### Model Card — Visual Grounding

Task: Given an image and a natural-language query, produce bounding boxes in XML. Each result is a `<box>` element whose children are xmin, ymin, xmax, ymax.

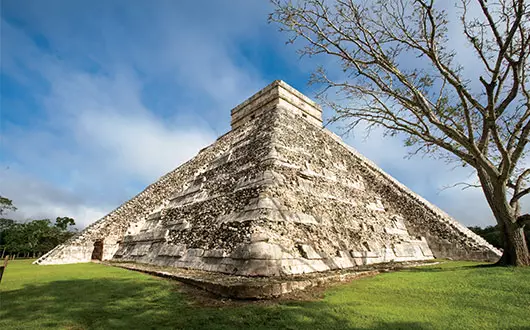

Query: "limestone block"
<box><xmin>277</xmin><ymin>82</ymin><xmax>322</xmax><ymax>121</ymax></box>
<box><xmin>208</xmin><ymin>152</ymin><xmax>232</xmax><ymax>170</ymax></box>
<box><xmin>250</xmin><ymin>232</ymin><xmax>269</xmax><ymax>243</ymax></box>
<box><xmin>291</xmin><ymin>213</ymin><xmax>318</xmax><ymax>225</ymax></box>
<box><xmin>393</xmin><ymin>242</ymin><xmax>423</xmax><ymax>258</ymax></box>
<box><xmin>330</xmin><ymin>253</ymin><xmax>355</xmax><ymax>269</ymax></box>
<box><xmin>417</xmin><ymin>237</ymin><xmax>434</xmax><ymax>257</ymax></box>
<box><xmin>235</xmin><ymin>170</ymin><xmax>282</xmax><ymax>190</ymax></box>
<box><xmin>263</xmin><ymin>146</ymin><xmax>280</xmax><ymax>161</ymax></box>
<box><xmin>186</xmin><ymin>248</ymin><xmax>205</xmax><ymax>257</ymax></box>
<box><xmin>171</xmin><ymin>190</ymin><xmax>209</xmax><ymax>206</ymax></box>
<box><xmin>343</xmin><ymin>177</ymin><xmax>365</xmax><ymax>191</ymax></box>
<box><xmin>180</xmin><ymin>258</ymin><xmax>207</xmax><ymax>270</ymax></box>
<box><xmin>299</xmin><ymin>169</ymin><xmax>319</xmax><ymax>179</ymax></box>
<box><xmin>349</xmin><ymin>220</ymin><xmax>360</xmax><ymax>230</ymax></box>
<box><xmin>322</xmin><ymin>168</ymin><xmax>337</xmax><ymax>181</ymax></box>
<box><xmin>269</xmin><ymin>159</ymin><xmax>301</xmax><ymax>170</ymax></box>
<box><xmin>147</xmin><ymin>211</ymin><xmax>162</xmax><ymax>220</ymax></box>
<box><xmin>364</xmin><ymin>241</ymin><xmax>382</xmax><ymax>252</ymax></box>
<box><xmin>158</xmin><ymin>244</ymin><xmax>186</xmax><ymax>257</ymax></box>
<box><xmin>131</xmin><ymin>243</ymin><xmax>151</xmax><ymax>256</ymax></box>
<box><xmin>219</xmin><ymin>209</ymin><xmax>262</xmax><ymax>223</ymax></box>
<box><xmin>364</xmin><ymin>256</ymin><xmax>384</xmax><ymax>265</ymax></box>
<box><xmin>385</xmin><ymin>227</ymin><xmax>409</xmax><ymax>236</ymax></box>
<box><xmin>124</xmin><ymin>229</ymin><xmax>168</xmax><ymax>243</ymax></box>
<box><xmin>352</xmin><ymin>257</ymin><xmax>365</xmax><ymax>266</ymax></box>
<box><xmin>168</xmin><ymin>220</ymin><xmax>190</xmax><ymax>231</ymax></box>
<box><xmin>102</xmin><ymin>243</ymin><xmax>120</xmax><ymax>260</ymax></box>
<box><xmin>140</xmin><ymin>219</ymin><xmax>161</xmax><ymax>232</ymax></box>
<box><xmin>350</xmin><ymin>251</ymin><xmax>380</xmax><ymax>258</ymax></box>
<box><xmin>230</xmin><ymin>242</ymin><xmax>284</xmax><ymax>260</ymax></box>
<box><xmin>233</xmin><ymin>259</ymin><xmax>283</xmax><ymax>276</ymax></box>
<box><xmin>297</xmin><ymin>177</ymin><xmax>314</xmax><ymax>191</ymax></box>
<box><xmin>244</xmin><ymin>197</ymin><xmax>285</xmax><ymax>211</ymax></box>
<box><xmin>381</xmin><ymin>247</ymin><xmax>397</xmax><ymax>262</ymax></box>
<box><xmin>280</xmin><ymin>258</ymin><xmax>330</xmax><ymax>275</ymax></box>
<box><xmin>391</xmin><ymin>215</ymin><xmax>408</xmax><ymax>230</ymax></box>
<box><xmin>113</xmin><ymin>245</ymin><xmax>128</xmax><ymax>257</ymax></box>
<box><xmin>366</xmin><ymin>198</ymin><xmax>385</xmax><ymax>212</ymax></box>
<box><xmin>231</xmin><ymin>83</ymin><xmax>279</xmax><ymax>126</ymax></box>
<box><xmin>257</xmin><ymin>197</ymin><xmax>284</xmax><ymax>210</ymax></box>
<box><xmin>203</xmin><ymin>249</ymin><xmax>230</xmax><ymax>258</ymax></box>
<box><xmin>126</xmin><ymin>218</ymin><xmax>146</xmax><ymax>236</ymax></box>
<box><xmin>297</xmin><ymin>244</ymin><xmax>322</xmax><ymax>259</ymax></box>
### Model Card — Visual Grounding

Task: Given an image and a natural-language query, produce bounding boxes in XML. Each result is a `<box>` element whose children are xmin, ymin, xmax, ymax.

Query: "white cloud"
<box><xmin>0</xmin><ymin>3</ymin><xmax>266</xmax><ymax>228</ymax></box>
<box><xmin>0</xmin><ymin>169</ymin><xmax>109</xmax><ymax>228</ymax></box>
<box><xmin>2</xmin><ymin>0</ymin><xmax>526</xmax><ymax>232</ymax></box>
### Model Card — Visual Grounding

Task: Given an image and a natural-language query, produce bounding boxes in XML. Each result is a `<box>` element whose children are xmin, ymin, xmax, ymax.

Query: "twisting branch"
<box><xmin>517</xmin><ymin>213</ymin><xmax>530</xmax><ymax>227</ymax></box>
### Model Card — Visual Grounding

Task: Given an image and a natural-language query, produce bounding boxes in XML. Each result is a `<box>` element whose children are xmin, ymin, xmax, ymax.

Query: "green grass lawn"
<box><xmin>1</xmin><ymin>260</ymin><xmax>529</xmax><ymax>330</ymax></box>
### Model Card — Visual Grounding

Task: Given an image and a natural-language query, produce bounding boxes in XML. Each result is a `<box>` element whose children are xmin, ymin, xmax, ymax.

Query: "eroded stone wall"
<box><xmin>36</xmin><ymin>81</ymin><xmax>500</xmax><ymax>272</ymax></box>
<box><xmin>35</xmin><ymin>125</ymin><xmax>251</xmax><ymax>264</ymax></box>
<box><xmin>108</xmin><ymin>105</ymin><xmax>498</xmax><ymax>276</ymax></box>
<box><xmin>266</xmin><ymin>107</ymin><xmax>500</xmax><ymax>263</ymax></box>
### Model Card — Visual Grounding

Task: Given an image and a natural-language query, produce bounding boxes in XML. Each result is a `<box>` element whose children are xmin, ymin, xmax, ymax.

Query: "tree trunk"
<box><xmin>477</xmin><ymin>169</ymin><xmax>530</xmax><ymax>266</ymax></box>
<box><xmin>497</xmin><ymin>222</ymin><xmax>530</xmax><ymax>266</ymax></box>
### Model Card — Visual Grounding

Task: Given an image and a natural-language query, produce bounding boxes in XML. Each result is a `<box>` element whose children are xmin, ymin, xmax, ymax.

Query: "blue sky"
<box><xmin>0</xmin><ymin>0</ymin><xmax>509</xmax><ymax>228</ymax></box>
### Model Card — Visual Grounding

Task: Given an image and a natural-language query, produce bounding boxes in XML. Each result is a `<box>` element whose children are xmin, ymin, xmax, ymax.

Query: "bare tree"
<box><xmin>270</xmin><ymin>0</ymin><xmax>530</xmax><ymax>266</ymax></box>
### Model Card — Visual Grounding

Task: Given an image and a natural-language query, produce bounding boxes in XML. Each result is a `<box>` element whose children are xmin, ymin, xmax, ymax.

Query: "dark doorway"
<box><xmin>91</xmin><ymin>240</ymin><xmax>104</xmax><ymax>261</ymax></box>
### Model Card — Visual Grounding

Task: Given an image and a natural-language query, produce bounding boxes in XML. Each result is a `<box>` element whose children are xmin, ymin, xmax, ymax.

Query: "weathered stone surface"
<box><xmin>230</xmin><ymin>242</ymin><xmax>285</xmax><ymax>260</ymax></box>
<box><xmin>203</xmin><ymin>249</ymin><xmax>230</xmax><ymax>258</ymax></box>
<box><xmin>35</xmin><ymin>80</ymin><xmax>500</xmax><ymax>278</ymax></box>
<box><xmin>109</xmin><ymin>261</ymin><xmax>421</xmax><ymax>299</ymax></box>
<box><xmin>297</xmin><ymin>244</ymin><xmax>322</xmax><ymax>259</ymax></box>
<box><xmin>393</xmin><ymin>242</ymin><xmax>423</xmax><ymax>258</ymax></box>
<box><xmin>158</xmin><ymin>244</ymin><xmax>186</xmax><ymax>257</ymax></box>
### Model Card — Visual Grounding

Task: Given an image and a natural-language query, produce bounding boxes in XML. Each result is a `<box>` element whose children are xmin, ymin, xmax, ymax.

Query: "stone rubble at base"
<box><xmin>35</xmin><ymin>80</ymin><xmax>501</xmax><ymax>278</ymax></box>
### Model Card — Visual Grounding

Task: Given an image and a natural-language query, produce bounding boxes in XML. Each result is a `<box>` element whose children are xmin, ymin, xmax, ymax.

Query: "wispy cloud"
<box><xmin>0</xmin><ymin>1</ymin><xmax>270</xmax><ymax>226</ymax></box>
<box><xmin>1</xmin><ymin>0</ymin><xmax>524</xmax><ymax>229</ymax></box>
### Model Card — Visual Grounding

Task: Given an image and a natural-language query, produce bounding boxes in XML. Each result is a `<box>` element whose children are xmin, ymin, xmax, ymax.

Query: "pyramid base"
<box><xmin>112</xmin><ymin>239</ymin><xmax>437</xmax><ymax>276</ymax></box>
<box><xmin>107</xmin><ymin>260</ymin><xmax>439</xmax><ymax>299</ymax></box>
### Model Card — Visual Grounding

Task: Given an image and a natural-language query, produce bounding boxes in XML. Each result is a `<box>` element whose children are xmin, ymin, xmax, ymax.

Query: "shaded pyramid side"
<box><xmin>112</xmin><ymin>102</ymin><xmax>500</xmax><ymax>276</ymax></box>
<box><xmin>260</xmin><ymin>105</ymin><xmax>501</xmax><ymax>265</ymax></box>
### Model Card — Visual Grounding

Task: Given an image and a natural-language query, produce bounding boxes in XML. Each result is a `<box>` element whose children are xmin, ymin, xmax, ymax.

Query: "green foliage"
<box><xmin>468</xmin><ymin>225</ymin><xmax>530</xmax><ymax>249</ymax></box>
<box><xmin>0</xmin><ymin>218</ymin><xmax>15</xmax><ymax>231</ymax></box>
<box><xmin>0</xmin><ymin>219</ymin><xmax>76</xmax><ymax>257</ymax></box>
<box><xmin>1</xmin><ymin>260</ymin><xmax>529</xmax><ymax>329</ymax></box>
<box><xmin>0</xmin><ymin>196</ymin><xmax>16</xmax><ymax>216</ymax></box>
<box><xmin>55</xmin><ymin>216</ymin><xmax>76</xmax><ymax>230</ymax></box>
<box><xmin>0</xmin><ymin>196</ymin><xmax>76</xmax><ymax>257</ymax></box>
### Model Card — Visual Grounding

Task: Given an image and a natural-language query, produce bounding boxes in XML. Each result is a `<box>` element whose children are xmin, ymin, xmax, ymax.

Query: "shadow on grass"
<box><xmin>403</xmin><ymin>264</ymin><xmax>486</xmax><ymax>273</ymax></box>
<box><xmin>0</xmin><ymin>278</ymin><xmax>434</xmax><ymax>330</ymax></box>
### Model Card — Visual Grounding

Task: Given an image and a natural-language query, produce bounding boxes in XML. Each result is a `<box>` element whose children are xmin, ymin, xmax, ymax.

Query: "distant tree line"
<box><xmin>468</xmin><ymin>225</ymin><xmax>530</xmax><ymax>250</ymax></box>
<box><xmin>0</xmin><ymin>196</ymin><xmax>76</xmax><ymax>259</ymax></box>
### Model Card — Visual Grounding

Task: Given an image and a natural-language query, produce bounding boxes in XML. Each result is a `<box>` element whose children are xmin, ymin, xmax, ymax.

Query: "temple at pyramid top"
<box><xmin>35</xmin><ymin>80</ymin><xmax>500</xmax><ymax>279</ymax></box>
<box><xmin>231</xmin><ymin>80</ymin><xmax>323</xmax><ymax>129</ymax></box>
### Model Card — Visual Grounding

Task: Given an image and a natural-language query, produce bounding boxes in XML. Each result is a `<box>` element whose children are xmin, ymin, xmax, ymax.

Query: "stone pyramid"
<box><xmin>36</xmin><ymin>80</ymin><xmax>500</xmax><ymax>276</ymax></box>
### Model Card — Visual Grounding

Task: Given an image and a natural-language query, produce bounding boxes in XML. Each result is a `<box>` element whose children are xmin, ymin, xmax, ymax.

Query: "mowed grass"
<box><xmin>0</xmin><ymin>260</ymin><xmax>529</xmax><ymax>330</ymax></box>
